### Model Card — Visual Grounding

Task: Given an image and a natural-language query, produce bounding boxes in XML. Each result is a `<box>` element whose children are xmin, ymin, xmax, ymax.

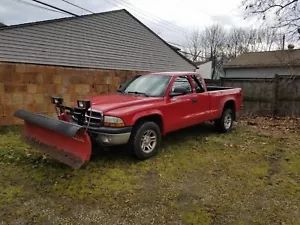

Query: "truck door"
<box><xmin>188</xmin><ymin>75</ymin><xmax>211</xmax><ymax>123</ymax></box>
<box><xmin>165</xmin><ymin>76</ymin><xmax>198</xmax><ymax>131</ymax></box>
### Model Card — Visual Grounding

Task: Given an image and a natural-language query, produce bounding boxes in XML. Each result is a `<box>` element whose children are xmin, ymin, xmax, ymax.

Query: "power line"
<box><xmin>31</xmin><ymin>0</ymin><xmax>79</xmax><ymax>16</ymax></box>
<box><xmin>110</xmin><ymin>0</ymin><xmax>187</xmax><ymax>33</ymax></box>
<box><xmin>103</xmin><ymin>0</ymin><xmax>184</xmax><ymax>35</ymax></box>
<box><xmin>59</xmin><ymin>0</ymin><xmax>94</xmax><ymax>14</ymax></box>
<box><xmin>14</xmin><ymin>0</ymin><xmax>68</xmax><ymax>15</ymax></box>
<box><xmin>104</xmin><ymin>0</ymin><xmax>190</xmax><ymax>52</ymax></box>
<box><xmin>123</xmin><ymin>1</ymin><xmax>185</xmax><ymax>33</ymax></box>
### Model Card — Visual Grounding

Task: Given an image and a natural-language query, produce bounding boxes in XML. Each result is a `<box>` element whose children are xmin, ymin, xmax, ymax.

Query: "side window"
<box><xmin>171</xmin><ymin>76</ymin><xmax>192</xmax><ymax>93</ymax></box>
<box><xmin>191</xmin><ymin>76</ymin><xmax>205</xmax><ymax>93</ymax></box>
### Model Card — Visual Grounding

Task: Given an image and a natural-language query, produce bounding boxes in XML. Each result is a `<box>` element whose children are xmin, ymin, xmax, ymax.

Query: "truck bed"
<box><xmin>206</xmin><ymin>86</ymin><xmax>234</xmax><ymax>91</ymax></box>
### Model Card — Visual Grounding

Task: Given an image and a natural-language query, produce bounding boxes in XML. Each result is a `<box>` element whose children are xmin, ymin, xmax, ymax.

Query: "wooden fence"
<box><xmin>217</xmin><ymin>75</ymin><xmax>300</xmax><ymax>116</ymax></box>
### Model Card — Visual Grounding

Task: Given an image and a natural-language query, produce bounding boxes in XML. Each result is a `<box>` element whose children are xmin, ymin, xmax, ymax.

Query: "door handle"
<box><xmin>191</xmin><ymin>98</ymin><xmax>198</xmax><ymax>103</ymax></box>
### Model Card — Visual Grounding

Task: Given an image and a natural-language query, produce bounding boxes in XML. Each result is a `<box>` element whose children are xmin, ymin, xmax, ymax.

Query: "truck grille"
<box><xmin>72</xmin><ymin>109</ymin><xmax>103</xmax><ymax>127</ymax></box>
<box><xmin>71</xmin><ymin>107</ymin><xmax>83</xmax><ymax>122</ymax></box>
<box><xmin>85</xmin><ymin>110</ymin><xmax>103</xmax><ymax>127</ymax></box>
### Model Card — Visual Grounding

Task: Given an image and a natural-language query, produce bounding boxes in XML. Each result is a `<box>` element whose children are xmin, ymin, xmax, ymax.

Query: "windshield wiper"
<box><xmin>127</xmin><ymin>91</ymin><xmax>149</xmax><ymax>97</ymax></box>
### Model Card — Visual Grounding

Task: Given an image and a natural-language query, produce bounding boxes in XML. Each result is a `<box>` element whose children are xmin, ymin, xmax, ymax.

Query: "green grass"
<box><xmin>0</xmin><ymin>119</ymin><xmax>300</xmax><ymax>225</ymax></box>
<box><xmin>182</xmin><ymin>207</ymin><xmax>212</xmax><ymax>225</ymax></box>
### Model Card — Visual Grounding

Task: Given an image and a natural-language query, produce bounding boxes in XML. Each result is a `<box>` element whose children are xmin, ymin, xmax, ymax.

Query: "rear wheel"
<box><xmin>129</xmin><ymin>121</ymin><xmax>161</xmax><ymax>159</ymax></box>
<box><xmin>215</xmin><ymin>108</ymin><xmax>234</xmax><ymax>132</ymax></box>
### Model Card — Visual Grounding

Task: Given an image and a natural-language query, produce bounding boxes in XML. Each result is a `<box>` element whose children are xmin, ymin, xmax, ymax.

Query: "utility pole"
<box><xmin>282</xmin><ymin>34</ymin><xmax>285</xmax><ymax>50</ymax></box>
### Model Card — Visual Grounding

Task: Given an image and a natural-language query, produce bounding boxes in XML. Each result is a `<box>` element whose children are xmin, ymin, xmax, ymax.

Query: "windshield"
<box><xmin>122</xmin><ymin>75</ymin><xmax>170</xmax><ymax>97</ymax></box>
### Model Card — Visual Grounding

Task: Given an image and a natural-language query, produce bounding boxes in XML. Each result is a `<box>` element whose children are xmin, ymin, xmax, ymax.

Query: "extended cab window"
<box><xmin>171</xmin><ymin>76</ymin><xmax>192</xmax><ymax>94</ymax></box>
<box><xmin>191</xmin><ymin>75</ymin><xmax>205</xmax><ymax>93</ymax></box>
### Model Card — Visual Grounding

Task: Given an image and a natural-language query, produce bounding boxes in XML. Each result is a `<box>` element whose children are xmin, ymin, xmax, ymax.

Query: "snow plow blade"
<box><xmin>14</xmin><ymin>109</ymin><xmax>92</xmax><ymax>169</ymax></box>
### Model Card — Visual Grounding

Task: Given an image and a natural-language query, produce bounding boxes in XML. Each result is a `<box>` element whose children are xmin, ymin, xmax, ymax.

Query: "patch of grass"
<box><xmin>249</xmin><ymin>162</ymin><xmax>270</xmax><ymax>178</ymax></box>
<box><xmin>52</xmin><ymin>167</ymin><xmax>139</xmax><ymax>200</ymax></box>
<box><xmin>283</xmin><ymin>154</ymin><xmax>300</xmax><ymax>176</ymax></box>
<box><xmin>281</xmin><ymin>179</ymin><xmax>300</xmax><ymax>196</ymax></box>
<box><xmin>0</xmin><ymin>119</ymin><xmax>300</xmax><ymax>224</ymax></box>
<box><xmin>0</xmin><ymin>130</ymin><xmax>45</xmax><ymax>166</ymax></box>
<box><xmin>0</xmin><ymin>185</ymin><xmax>23</xmax><ymax>207</ymax></box>
<box><xmin>182</xmin><ymin>207</ymin><xmax>212</xmax><ymax>225</ymax></box>
<box><xmin>0</xmin><ymin>125</ymin><xmax>22</xmax><ymax>134</ymax></box>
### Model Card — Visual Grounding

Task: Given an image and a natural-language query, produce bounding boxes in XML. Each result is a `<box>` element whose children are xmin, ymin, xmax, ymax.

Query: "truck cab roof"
<box><xmin>147</xmin><ymin>72</ymin><xmax>199</xmax><ymax>77</ymax></box>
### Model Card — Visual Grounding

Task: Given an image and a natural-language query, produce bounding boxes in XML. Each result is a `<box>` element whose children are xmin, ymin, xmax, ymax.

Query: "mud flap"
<box><xmin>14</xmin><ymin>109</ymin><xmax>92</xmax><ymax>169</ymax></box>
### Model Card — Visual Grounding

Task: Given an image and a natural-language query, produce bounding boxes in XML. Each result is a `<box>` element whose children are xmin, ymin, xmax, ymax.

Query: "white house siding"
<box><xmin>196</xmin><ymin>61</ymin><xmax>212</xmax><ymax>79</ymax></box>
<box><xmin>224</xmin><ymin>67</ymin><xmax>300</xmax><ymax>78</ymax></box>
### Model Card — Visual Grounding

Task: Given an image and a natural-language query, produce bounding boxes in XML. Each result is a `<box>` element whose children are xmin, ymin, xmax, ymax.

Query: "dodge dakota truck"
<box><xmin>15</xmin><ymin>72</ymin><xmax>242</xmax><ymax>168</ymax></box>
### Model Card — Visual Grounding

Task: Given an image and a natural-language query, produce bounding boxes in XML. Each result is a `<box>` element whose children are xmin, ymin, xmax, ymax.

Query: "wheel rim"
<box><xmin>224</xmin><ymin>113</ymin><xmax>232</xmax><ymax>130</ymax></box>
<box><xmin>140</xmin><ymin>129</ymin><xmax>157</xmax><ymax>153</ymax></box>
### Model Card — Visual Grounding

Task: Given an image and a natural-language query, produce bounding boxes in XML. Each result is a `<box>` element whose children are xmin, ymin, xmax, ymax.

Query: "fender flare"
<box><xmin>131</xmin><ymin>110</ymin><xmax>164</xmax><ymax>133</ymax></box>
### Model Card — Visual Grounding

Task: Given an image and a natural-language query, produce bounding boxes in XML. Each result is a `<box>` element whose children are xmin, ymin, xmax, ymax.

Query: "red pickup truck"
<box><xmin>15</xmin><ymin>72</ymin><xmax>242</xmax><ymax>168</ymax></box>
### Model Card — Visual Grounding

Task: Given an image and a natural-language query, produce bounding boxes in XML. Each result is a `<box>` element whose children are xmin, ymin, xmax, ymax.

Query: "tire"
<box><xmin>129</xmin><ymin>121</ymin><xmax>161</xmax><ymax>160</ymax></box>
<box><xmin>215</xmin><ymin>108</ymin><xmax>234</xmax><ymax>132</ymax></box>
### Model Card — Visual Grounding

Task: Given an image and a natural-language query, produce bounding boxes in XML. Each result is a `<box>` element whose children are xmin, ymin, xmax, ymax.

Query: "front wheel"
<box><xmin>215</xmin><ymin>108</ymin><xmax>234</xmax><ymax>132</ymax></box>
<box><xmin>129</xmin><ymin>121</ymin><xmax>161</xmax><ymax>160</ymax></box>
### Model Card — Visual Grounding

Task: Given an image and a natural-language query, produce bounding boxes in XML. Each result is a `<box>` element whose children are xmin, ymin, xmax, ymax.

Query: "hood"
<box><xmin>89</xmin><ymin>94</ymin><xmax>163</xmax><ymax>113</ymax></box>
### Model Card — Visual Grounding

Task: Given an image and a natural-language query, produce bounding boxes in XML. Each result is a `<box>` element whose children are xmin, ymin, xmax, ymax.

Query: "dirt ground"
<box><xmin>0</xmin><ymin>117</ymin><xmax>300</xmax><ymax>225</ymax></box>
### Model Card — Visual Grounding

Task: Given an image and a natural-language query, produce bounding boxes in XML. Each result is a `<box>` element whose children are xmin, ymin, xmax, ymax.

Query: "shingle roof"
<box><xmin>223</xmin><ymin>49</ymin><xmax>300</xmax><ymax>69</ymax></box>
<box><xmin>0</xmin><ymin>9</ymin><xmax>196</xmax><ymax>71</ymax></box>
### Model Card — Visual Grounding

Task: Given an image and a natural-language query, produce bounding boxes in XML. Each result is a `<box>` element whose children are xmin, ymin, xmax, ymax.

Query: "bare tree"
<box><xmin>201</xmin><ymin>24</ymin><xmax>226</xmax><ymax>59</ymax></box>
<box><xmin>183</xmin><ymin>24</ymin><xmax>281</xmax><ymax>78</ymax></box>
<box><xmin>258</xmin><ymin>28</ymin><xmax>280</xmax><ymax>50</ymax></box>
<box><xmin>184</xmin><ymin>29</ymin><xmax>203</xmax><ymax>62</ymax></box>
<box><xmin>227</xmin><ymin>27</ymin><xmax>280</xmax><ymax>54</ymax></box>
<box><xmin>226</xmin><ymin>28</ymin><xmax>250</xmax><ymax>58</ymax></box>
<box><xmin>243</xmin><ymin>0</ymin><xmax>300</xmax><ymax>39</ymax></box>
<box><xmin>246</xmin><ymin>28</ymin><xmax>280</xmax><ymax>51</ymax></box>
<box><xmin>200</xmin><ymin>25</ymin><xmax>227</xmax><ymax>79</ymax></box>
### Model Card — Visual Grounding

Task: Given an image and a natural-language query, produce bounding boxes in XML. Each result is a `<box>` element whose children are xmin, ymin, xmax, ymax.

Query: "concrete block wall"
<box><xmin>0</xmin><ymin>62</ymin><xmax>145</xmax><ymax>125</ymax></box>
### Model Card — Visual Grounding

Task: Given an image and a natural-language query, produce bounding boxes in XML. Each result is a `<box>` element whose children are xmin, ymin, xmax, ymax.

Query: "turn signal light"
<box><xmin>103</xmin><ymin>116</ymin><xmax>125</xmax><ymax>127</ymax></box>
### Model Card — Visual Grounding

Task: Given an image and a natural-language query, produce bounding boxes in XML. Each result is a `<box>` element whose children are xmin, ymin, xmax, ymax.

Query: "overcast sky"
<box><xmin>0</xmin><ymin>0</ymin><xmax>255</xmax><ymax>44</ymax></box>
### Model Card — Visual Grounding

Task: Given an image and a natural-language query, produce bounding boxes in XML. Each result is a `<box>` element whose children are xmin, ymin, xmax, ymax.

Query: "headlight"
<box><xmin>77</xmin><ymin>100</ymin><xmax>91</xmax><ymax>110</ymax></box>
<box><xmin>51</xmin><ymin>96</ymin><xmax>63</xmax><ymax>105</ymax></box>
<box><xmin>103</xmin><ymin>116</ymin><xmax>125</xmax><ymax>127</ymax></box>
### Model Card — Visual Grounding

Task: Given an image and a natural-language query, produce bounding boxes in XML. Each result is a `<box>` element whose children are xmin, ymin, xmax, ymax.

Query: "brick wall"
<box><xmin>0</xmin><ymin>62</ymin><xmax>146</xmax><ymax>125</ymax></box>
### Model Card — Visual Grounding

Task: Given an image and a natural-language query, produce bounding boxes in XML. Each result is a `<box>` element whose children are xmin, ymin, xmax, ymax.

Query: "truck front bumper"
<box><xmin>87</xmin><ymin>126</ymin><xmax>132</xmax><ymax>146</ymax></box>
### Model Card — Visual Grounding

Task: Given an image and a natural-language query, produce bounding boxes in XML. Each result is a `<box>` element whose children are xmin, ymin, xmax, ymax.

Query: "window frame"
<box><xmin>169</xmin><ymin>75</ymin><xmax>193</xmax><ymax>96</ymax></box>
<box><xmin>190</xmin><ymin>75</ymin><xmax>205</xmax><ymax>93</ymax></box>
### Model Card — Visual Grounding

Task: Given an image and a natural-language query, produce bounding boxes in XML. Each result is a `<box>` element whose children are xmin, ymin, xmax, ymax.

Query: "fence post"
<box><xmin>273</xmin><ymin>74</ymin><xmax>279</xmax><ymax>116</ymax></box>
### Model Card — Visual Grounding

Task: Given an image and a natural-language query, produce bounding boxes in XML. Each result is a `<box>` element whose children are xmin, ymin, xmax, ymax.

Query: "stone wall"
<box><xmin>0</xmin><ymin>62</ymin><xmax>146</xmax><ymax>125</ymax></box>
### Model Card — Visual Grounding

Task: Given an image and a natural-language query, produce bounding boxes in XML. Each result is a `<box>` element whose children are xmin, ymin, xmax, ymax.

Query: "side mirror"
<box><xmin>170</xmin><ymin>86</ymin><xmax>189</xmax><ymax>97</ymax></box>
